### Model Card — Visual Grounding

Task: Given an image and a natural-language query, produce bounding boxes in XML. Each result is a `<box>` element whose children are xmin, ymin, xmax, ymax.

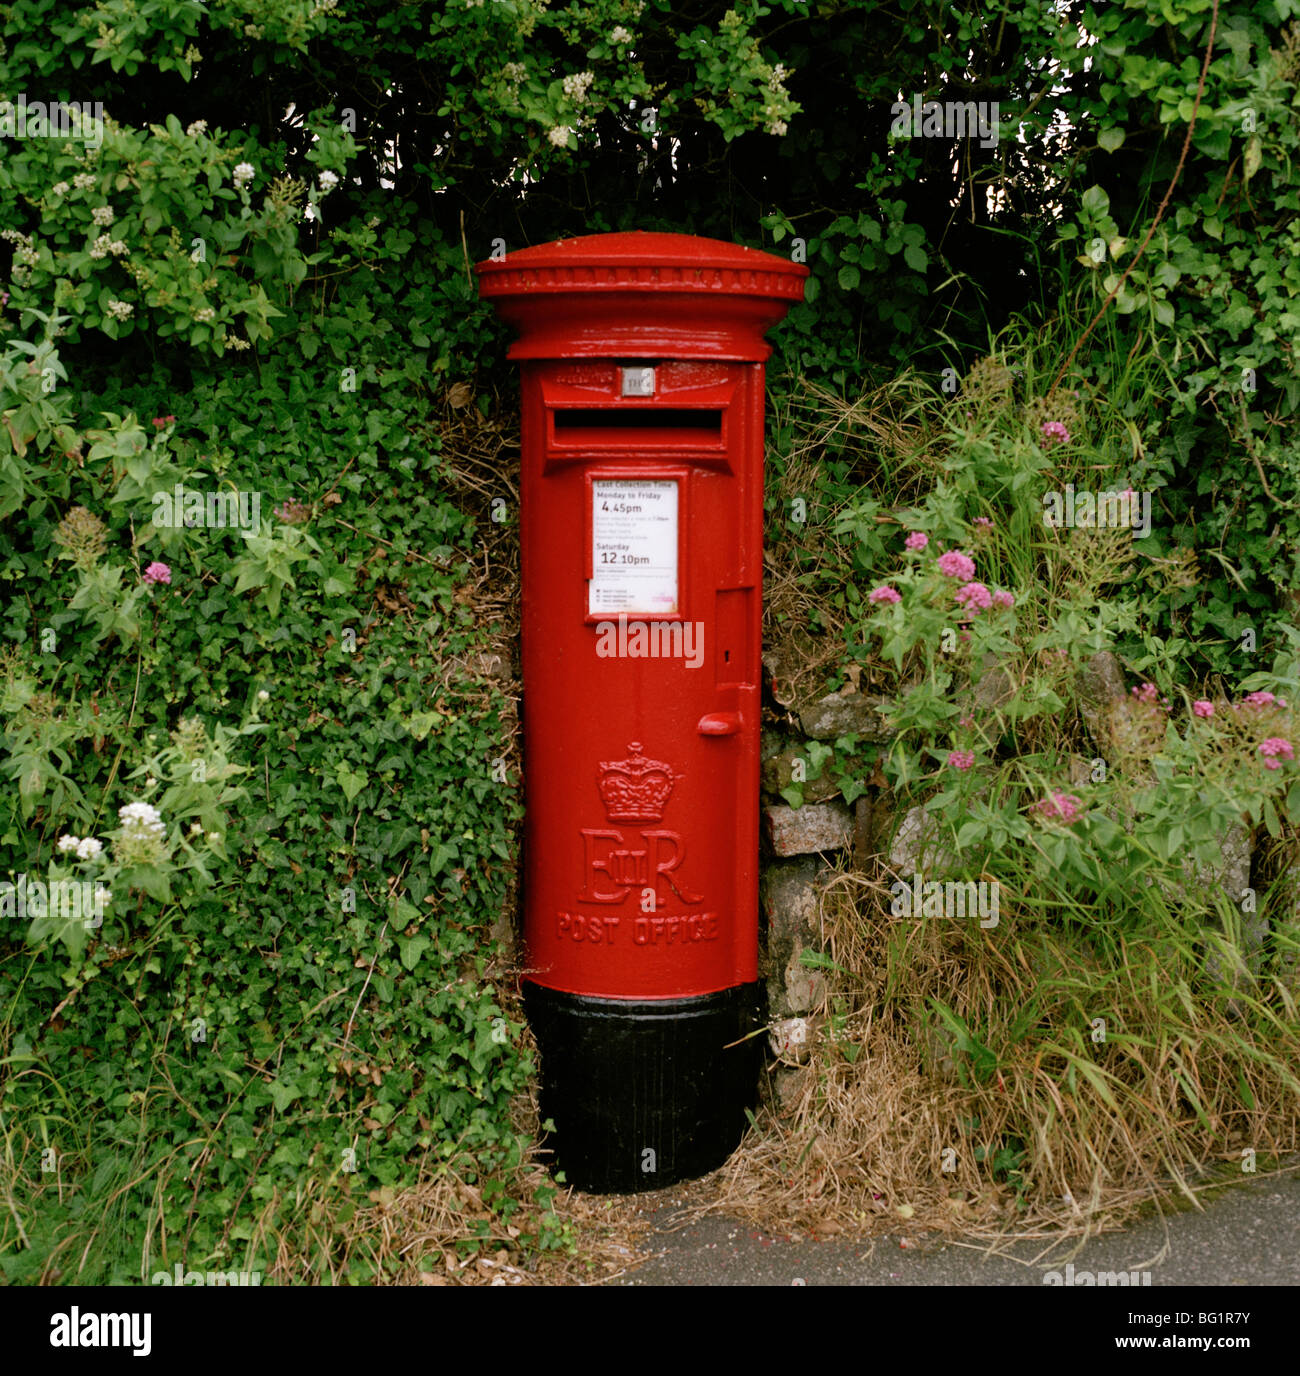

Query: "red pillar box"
<box><xmin>476</xmin><ymin>232</ymin><xmax>806</xmax><ymax>1192</ymax></box>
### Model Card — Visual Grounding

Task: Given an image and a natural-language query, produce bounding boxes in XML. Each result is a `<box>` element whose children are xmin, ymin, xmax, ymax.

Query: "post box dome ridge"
<box><xmin>479</xmin><ymin>228</ymin><xmax>803</xmax><ymax>269</ymax></box>
<box><xmin>475</xmin><ymin>230</ymin><xmax>808</xmax><ymax>361</ymax></box>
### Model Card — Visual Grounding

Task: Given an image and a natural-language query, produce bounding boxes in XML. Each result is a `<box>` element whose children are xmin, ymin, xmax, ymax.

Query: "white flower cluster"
<box><xmin>502</xmin><ymin>62</ymin><xmax>526</xmax><ymax>83</ymax></box>
<box><xmin>610</xmin><ymin>26</ymin><xmax>632</xmax><ymax>45</ymax></box>
<box><xmin>114</xmin><ymin>799</ymin><xmax>167</xmax><ymax>864</ymax></box>
<box><xmin>185</xmin><ymin>119</ymin><xmax>208</xmax><ymax>137</ymax></box>
<box><xmin>227</xmin><ymin>336</ymin><xmax>251</xmax><ymax>351</ymax></box>
<box><xmin>194</xmin><ymin>306</ymin><xmax>215</xmax><ymax>322</ymax></box>
<box><xmin>57</xmin><ymin>835</ymin><xmax>104</xmax><ymax>860</ymax></box>
<box><xmin>318</xmin><ymin>169</ymin><xmax>339</xmax><ymax>193</ymax></box>
<box><xmin>770</xmin><ymin>63</ymin><xmax>788</xmax><ymax>90</ymax></box>
<box><xmin>562</xmin><ymin>71</ymin><xmax>594</xmax><ymax>103</ymax></box>
<box><xmin>2</xmin><ymin>227</ymin><xmax>38</xmax><ymax>282</ymax></box>
<box><xmin>119</xmin><ymin>802</ymin><xmax>164</xmax><ymax>834</ymax></box>
<box><xmin>91</xmin><ymin>204</ymin><xmax>114</xmax><ymax>226</ymax></box>
<box><xmin>73</xmin><ymin>172</ymin><xmax>96</xmax><ymax>191</ymax></box>
<box><xmin>232</xmin><ymin>162</ymin><xmax>255</xmax><ymax>188</ymax></box>
<box><xmin>89</xmin><ymin>234</ymin><xmax>128</xmax><ymax>260</ymax></box>
<box><xmin>105</xmin><ymin>298</ymin><xmax>133</xmax><ymax>320</ymax></box>
<box><xmin>51</xmin><ymin>181</ymin><xmax>70</xmax><ymax>196</ymax></box>
<box><xmin>548</xmin><ymin>126</ymin><xmax>573</xmax><ymax>147</ymax></box>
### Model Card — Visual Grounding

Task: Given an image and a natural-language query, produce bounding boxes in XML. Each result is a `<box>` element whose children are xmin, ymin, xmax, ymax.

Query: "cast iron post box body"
<box><xmin>477</xmin><ymin>232</ymin><xmax>806</xmax><ymax>1192</ymax></box>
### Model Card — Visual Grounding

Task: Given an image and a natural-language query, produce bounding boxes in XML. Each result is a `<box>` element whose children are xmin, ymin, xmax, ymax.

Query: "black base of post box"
<box><xmin>522</xmin><ymin>981</ymin><xmax>765</xmax><ymax>1194</ymax></box>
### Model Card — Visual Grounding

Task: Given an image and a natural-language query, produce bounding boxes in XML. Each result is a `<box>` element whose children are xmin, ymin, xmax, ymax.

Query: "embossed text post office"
<box><xmin>477</xmin><ymin>232</ymin><xmax>807</xmax><ymax>1192</ymax></box>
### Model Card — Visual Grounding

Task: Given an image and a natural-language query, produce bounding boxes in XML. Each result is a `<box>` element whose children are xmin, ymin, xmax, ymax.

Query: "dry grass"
<box><xmin>256</xmin><ymin>1155</ymin><xmax>661</xmax><ymax>1287</ymax></box>
<box><xmin>779</xmin><ymin>375</ymin><xmax>940</xmax><ymax>500</ymax></box>
<box><xmin>692</xmin><ymin>867</ymin><xmax>1300</xmax><ymax>1248</ymax></box>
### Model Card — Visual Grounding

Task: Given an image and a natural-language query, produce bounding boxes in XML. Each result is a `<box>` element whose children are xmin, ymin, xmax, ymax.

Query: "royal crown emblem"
<box><xmin>597</xmin><ymin>742</ymin><xmax>677</xmax><ymax>824</ymax></box>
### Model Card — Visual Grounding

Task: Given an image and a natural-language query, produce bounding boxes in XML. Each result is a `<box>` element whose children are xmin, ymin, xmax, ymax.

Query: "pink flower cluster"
<box><xmin>151</xmin><ymin>414</ymin><xmax>177</xmax><ymax>428</ymax></box>
<box><xmin>1242</xmin><ymin>691</ymin><xmax>1287</xmax><ymax>709</ymax></box>
<box><xmin>937</xmin><ymin>550</ymin><xmax>976</xmax><ymax>580</ymax></box>
<box><xmin>1033</xmin><ymin>792</ymin><xmax>1082</xmax><ymax>824</ymax></box>
<box><xmin>143</xmin><ymin>562</ymin><xmax>172</xmax><ymax>585</ymax></box>
<box><xmin>1130</xmin><ymin>682</ymin><xmax>1169</xmax><ymax>710</ymax></box>
<box><xmin>1259</xmin><ymin>737</ymin><xmax>1294</xmax><ymax>770</ymax></box>
<box><xmin>954</xmin><ymin>584</ymin><xmax>1012</xmax><ymax>620</ymax></box>
<box><xmin>955</xmin><ymin>581</ymin><xmax>992</xmax><ymax>614</ymax></box>
<box><xmin>947</xmin><ymin>750</ymin><xmax>975</xmax><ymax>771</ymax></box>
<box><xmin>1040</xmin><ymin>420</ymin><xmax>1071</xmax><ymax>445</ymax></box>
<box><xmin>871</xmin><ymin>545</ymin><xmax>1015</xmax><ymax>617</ymax></box>
<box><xmin>1192</xmin><ymin>700</ymin><xmax>1214</xmax><ymax>718</ymax></box>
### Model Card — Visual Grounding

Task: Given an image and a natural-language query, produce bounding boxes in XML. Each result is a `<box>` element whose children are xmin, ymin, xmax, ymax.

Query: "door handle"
<box><xmin>697</xmin><ymin>711</ymin><xmax>741</xmax><ymax>736</ymax></box>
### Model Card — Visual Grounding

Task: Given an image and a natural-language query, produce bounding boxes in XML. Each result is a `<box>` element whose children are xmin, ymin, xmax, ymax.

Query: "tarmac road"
<box><xmin>618</xmin><ymin>1166</ymin><xmax>1300</xmax><ymax>1286</ymax></box>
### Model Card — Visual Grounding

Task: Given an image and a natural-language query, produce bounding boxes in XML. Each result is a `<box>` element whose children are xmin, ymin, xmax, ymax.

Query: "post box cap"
<box><xmin>476</xmin><ymin>230</ymin><xmax>808</xmax><ymax>361</ymax></box>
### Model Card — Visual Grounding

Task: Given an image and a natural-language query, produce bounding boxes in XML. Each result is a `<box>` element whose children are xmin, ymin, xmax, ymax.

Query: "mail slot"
<box><xmin>477</xmin><ymin>231</ymin><xmax>807</xmax><ymax>1192</ymax></box>
<box><xmin>552</xmin><ymin>408</ymin><xmax>724</xmax><ymax>432</ymax></box>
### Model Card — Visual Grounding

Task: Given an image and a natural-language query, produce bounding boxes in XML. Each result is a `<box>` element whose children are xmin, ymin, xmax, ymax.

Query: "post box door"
<box><xmin>519</xmin><ymin>358</ymin><xmax>763</xmax><ymax>1000</ymax></box>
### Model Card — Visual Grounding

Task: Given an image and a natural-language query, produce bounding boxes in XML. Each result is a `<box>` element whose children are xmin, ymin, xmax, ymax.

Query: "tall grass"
<box><xmin>736</xmin><ymin>302</ymin><xmax>1300</xmax><ymax>1242</ymax></box>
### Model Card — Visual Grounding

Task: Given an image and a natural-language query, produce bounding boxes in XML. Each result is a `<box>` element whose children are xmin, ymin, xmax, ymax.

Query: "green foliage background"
<box><xmin>2</xmin><ymin>0</ymin><xmax>1299</xmax><ymax>1278</ymax></box>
